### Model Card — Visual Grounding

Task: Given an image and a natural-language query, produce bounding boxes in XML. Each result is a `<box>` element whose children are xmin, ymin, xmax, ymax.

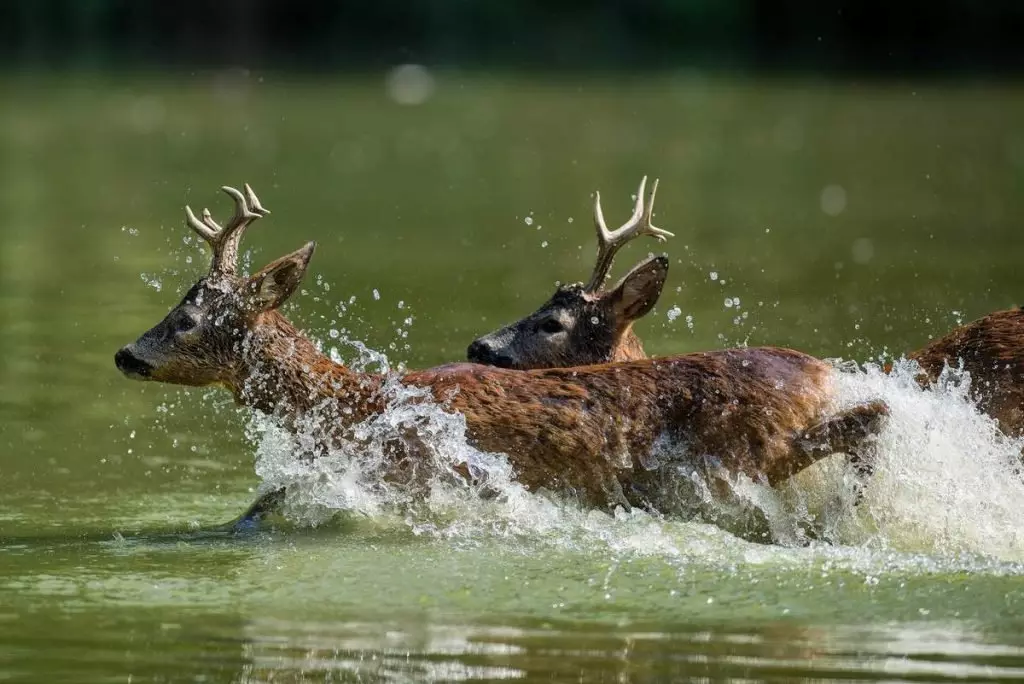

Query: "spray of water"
<box><xmin>241</xmin><ymin>322</ymin><xmax>1024</xmax><ymax>563</ymax></box>
<box><xmin>828</xmin><ymin>359</ymin><xmax>1024</xmax><ymax>557</ymax></box>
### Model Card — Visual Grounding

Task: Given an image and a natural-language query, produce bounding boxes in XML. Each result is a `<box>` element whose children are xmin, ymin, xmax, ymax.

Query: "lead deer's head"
<box><xmin>114</xmin><ymin>185</ymin><xmax>315</xmax><ymax>387</ymax></box>
<box><xmin>467</xmin><ymin>177</ymin><xmax>672</xmax><ymax>369</ymax></box>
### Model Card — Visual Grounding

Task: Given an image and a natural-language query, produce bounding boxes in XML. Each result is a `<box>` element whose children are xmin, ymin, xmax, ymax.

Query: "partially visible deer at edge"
<box><xmin>114</xmin><ymin>184</ymin><xmax>889</xmax><ymax>529</ymax></box>
<box><xmin>892</xmin><ymin>311</ymin><xmax>1024</xmax><ymax>437</ymax></box>
<box><xmin>468</xmin><ymin>176</ymin><xmax>672</xmax><ymax>370</ymax></box>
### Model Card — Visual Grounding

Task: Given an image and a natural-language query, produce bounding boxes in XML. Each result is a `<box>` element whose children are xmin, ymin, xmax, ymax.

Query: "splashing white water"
<box><xmin>246</xmin><ymin>344</ymin><xmax>1024</xmax><ymax>562</ymax></box>
<box><xmin>827</xmin><ymin>359</ymin><xmax>1024</xmax><ymax>557</ymax></box>
<box><xmin>726</xmin><ymin>358</ymin><xmax>1024</xmax><ymax>559</ymax></box>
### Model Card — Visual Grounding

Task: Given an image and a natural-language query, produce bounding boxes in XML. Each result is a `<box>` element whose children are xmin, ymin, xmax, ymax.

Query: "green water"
<box><xmin>2</xmin><ymin>73</ymin><xmax>1024</xmax><ymax>681</ymax></box>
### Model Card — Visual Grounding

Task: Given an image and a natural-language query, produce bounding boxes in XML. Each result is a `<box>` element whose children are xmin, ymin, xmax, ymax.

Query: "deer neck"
<box><xmin>227</xmin><ymin>311</ymin><xmax>384</xmax><ymax>426</ymax></box>
<box><xmin>611</xmin><ymin>327</ymin><xmax>648</xmax><ymax>362</ymax></box>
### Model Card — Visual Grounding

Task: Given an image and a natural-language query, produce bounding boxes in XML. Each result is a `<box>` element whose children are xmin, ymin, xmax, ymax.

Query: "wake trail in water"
<box><xmin>245</xmin><ymin>338</ymin><xmax>1024</xmax><ymax>564</ymax></box>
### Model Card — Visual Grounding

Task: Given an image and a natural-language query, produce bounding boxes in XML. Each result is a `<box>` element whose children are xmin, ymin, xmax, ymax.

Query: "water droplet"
<box><xmin>524</xmin><ymin>216</ymin><xmax>534</xmax><ymax>226</ymax></box>
<box><xmin>667</xmin><ymin>306</ymin><xmax>682</xmax><ymax>322</ymax></box>
<box><xmin>140</xmin><ymin>274</ymin><xmax>162</xmax><ymax>292</ymax></box>
<box><xmin>709</xmin><ymin>271</ymin><xmax>718</xmax><ymax>281</ymax></box>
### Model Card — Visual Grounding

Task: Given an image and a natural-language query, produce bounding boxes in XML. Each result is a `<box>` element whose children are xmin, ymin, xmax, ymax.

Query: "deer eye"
<box><xmin>538</xmin><ymin>318</ymin><xmax>565</xmax><ymax>334</ymax></box>
<box><xmin>173</xmin><ymin>312</ymin><xmax>199</xmax><ymax>334</ymax></box>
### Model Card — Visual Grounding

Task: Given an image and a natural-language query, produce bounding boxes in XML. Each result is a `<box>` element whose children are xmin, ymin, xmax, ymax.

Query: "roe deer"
<box><xmin>468</xmin><ymin>177</ymin><xmax>673</xmax><ymax>369</ymax></box>
<box><xmin>889</xmin><ymin>309</ymin><xmax>1024</xmax><ymax>437</ymax></box>
<box><xmin>114</xmin><ymin>184</ymin><xmax>889</xmax><ymax>529</ymax></box>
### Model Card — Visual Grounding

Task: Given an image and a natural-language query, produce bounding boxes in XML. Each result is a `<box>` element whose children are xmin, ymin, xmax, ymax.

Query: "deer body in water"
<box><xmin>114</xmin><ymin>184</ymin><xmax>888</xmax><ymax>527</ymax></box>
<box><xmin>897</xmin><ymin>309</ymin><xmax>1024</xmax><ymax>437</ymax></box>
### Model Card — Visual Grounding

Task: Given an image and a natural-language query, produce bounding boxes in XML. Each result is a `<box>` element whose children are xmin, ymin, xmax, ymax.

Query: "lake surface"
<box><xmin>2</xmin><ymin>72</ymin><xmax>1024</xmax><ymax>681</ymax></box>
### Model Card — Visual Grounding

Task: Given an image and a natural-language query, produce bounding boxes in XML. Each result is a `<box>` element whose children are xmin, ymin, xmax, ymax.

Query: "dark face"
<box><xmin>115</xmin><ymin>242</ymin><xmax>316</xmax><ymax>387</ymax></box>
<box><xmin>115</xmin><ymin>278</ymin><xmax>248</xmax><ymax>386</ymax></box>
<box><xmin>467</xmin><ymin>286</ymin><xmax>616</xmax><ymax>369</ymax></box>
<box><xmin>467</xmin><ymin>255</ymin><xmax>669</xmax><ymax>370</ymax></box>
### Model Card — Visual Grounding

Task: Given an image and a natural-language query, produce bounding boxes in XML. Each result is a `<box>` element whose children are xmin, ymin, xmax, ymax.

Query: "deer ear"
<box><xmin>607</xmin><ymin>255</ymin><xmax>668</xmax><ymax>322</ymax></box>
<box><xmin>244</xmin><ymin>242</ymin><xmax>316</xmax><ymax>312</ymax></box>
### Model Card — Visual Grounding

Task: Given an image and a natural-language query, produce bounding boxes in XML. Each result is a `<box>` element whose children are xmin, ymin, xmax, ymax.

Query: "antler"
<box><xmin>185</xmin><ymin>184</ymin><xmax>269</xmax><ymax>277</ymax></box>
<box><xmin>583</xmin><ymin>176</ymin><xmax>674</xmax><ymax>293</ymax></box>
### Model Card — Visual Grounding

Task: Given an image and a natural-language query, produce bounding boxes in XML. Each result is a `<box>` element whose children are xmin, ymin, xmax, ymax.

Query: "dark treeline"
<box><xmin>1</xmin><ymin>0</ymin><xmax>1022</xmax><ymax>75</ymax></box>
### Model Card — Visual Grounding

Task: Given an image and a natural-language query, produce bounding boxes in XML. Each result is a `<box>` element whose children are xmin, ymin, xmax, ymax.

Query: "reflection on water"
<box><xmin>3</xmin><ymin>73</ymin><xmax>1024</xmax><ymax>681</ymax></box>
<box><xmin>4</xmin><ymin>609</ymin><xmax>1024</xmax><ymax>682</ymax></box>
<box><xmin>237</xmin><ymin>619</ymin><xmax>1024</xmax><ymax>682</ymax></box>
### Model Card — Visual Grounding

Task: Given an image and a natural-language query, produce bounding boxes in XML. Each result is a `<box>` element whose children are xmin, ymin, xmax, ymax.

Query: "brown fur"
<box><xmin>611</xmin><ymin>326</ymin><xmax>648</xmax><ymax>362</ymax></box>
<box><xmin>892</xmin><ymin>308</ymin><xmax>1024</xmax><ymax>436</ymax></box>
<box><xmin>231</xmin><ymin>312</ymin><xmax>881</xmax><ymax>508</ymax></box>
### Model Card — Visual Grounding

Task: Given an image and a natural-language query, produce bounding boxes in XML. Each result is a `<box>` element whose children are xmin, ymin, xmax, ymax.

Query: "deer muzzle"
<box><xmin>115</xmin><ymin>346</ymin><xmax>153</xmax><ymax>379</ymax></box>
<box><xmin>467</xmin><ymin>338</ymin><xmax>517</xmax><ymax>369</ymax></box>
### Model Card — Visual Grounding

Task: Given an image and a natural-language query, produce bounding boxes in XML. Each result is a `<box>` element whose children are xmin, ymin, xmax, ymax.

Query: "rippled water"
<box><xmin>2</xmin><ymin>73</ymin><xmax>1024</xmax><ymax>681</ymax></box>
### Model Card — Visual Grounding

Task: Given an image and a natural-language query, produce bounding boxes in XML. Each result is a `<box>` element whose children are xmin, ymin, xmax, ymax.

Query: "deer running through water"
<box><xmin>468</xmin><ymin>176</ymin><xmax>673</xmax><ymax>369</ymax></box>
<box><xmin>115</xmin><ymin>183</ymin><xmax>890</xmax><ymax>533</ymax></box>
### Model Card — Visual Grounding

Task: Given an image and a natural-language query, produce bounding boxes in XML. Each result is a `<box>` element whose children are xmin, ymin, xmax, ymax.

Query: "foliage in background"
<box><xmin>1</xmin><ymin>0</ymin><xmax>1022</xmax><ymax>74</ymax></box>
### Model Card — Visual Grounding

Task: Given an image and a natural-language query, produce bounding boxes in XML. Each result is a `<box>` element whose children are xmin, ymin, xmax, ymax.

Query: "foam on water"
<box><xmin>243</xmin><ymin>330</ymin><xmax>1024</xmax><ymax>565</ymax></box>
<box><xmin>827</xmin><ymin>359</ymin><xmax>1024</xmax><ymax>557</ymax></box>
<box><xmin>719</xmin><ymin>357</ymin><xmax>1024</xmax><ymax>561</ymax></box>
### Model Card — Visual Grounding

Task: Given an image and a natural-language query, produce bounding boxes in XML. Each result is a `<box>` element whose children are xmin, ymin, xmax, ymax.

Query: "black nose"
<box><xmin>115</xmin><ymin>347</ymin><xmax>152</xmax><ymax>377</ymax></box>
<box><xmin>467</xmin><ymin>339</ymin><xmax>492</xmax><ymax>363</ymax></box>
<box><xmin>467</xmin><ymin>339</ymin><xmax>515</xmax><ymax>369</ymax></box>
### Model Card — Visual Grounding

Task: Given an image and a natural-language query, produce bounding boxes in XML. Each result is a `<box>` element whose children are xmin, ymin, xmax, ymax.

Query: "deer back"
<box><xmin>408</xmin><ymin>346</ymin><xmax>834</xmax><ymax>509</ymax></box>
<box><xmin>907</xmin><ymin>307</ymin><xmax>1024</xmax><ymax>435</ymax></box>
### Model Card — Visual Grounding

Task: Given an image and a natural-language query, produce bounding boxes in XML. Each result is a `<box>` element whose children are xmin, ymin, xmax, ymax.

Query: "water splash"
<box><xmin>827</xmin><ymin>359</ymin><xmax>1024</xmax><ymax>557</ymax></box>
<box><xmin>242</xmin><ymin>332</ymin><xmax>1024</xmax><ymax>562</ymax></box>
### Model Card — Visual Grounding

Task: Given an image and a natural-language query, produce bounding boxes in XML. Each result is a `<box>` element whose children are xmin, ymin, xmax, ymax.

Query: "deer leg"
<box><xmin>216</xmin><ymin>487</ymin><xmax>287</xmax><ymax>534</ymax></box>
<box><xmin>795</xmin><ymin>399</ymin><xmax>889</xmax><ymax>502</ymax></box>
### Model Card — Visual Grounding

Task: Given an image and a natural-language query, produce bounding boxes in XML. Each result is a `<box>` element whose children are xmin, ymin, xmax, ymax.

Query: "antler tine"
<box><xmin>184</xmin><ymin>184</ymin><xmax>268</xmax><ymax>277</ymax></box>
<box><xmin>243</xmin><ymin>183</ymin><xmax>270</xmax><ymax>217</ymax></box>
<box><xmin>583</xmin><ymin>176</ymin><xmax>674</xmax><ymax>293</ymax></box>
<box><xmin>185</xmin><ymin>204</ymin><xmax>218</xmax><ymax>242</ymax></box>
